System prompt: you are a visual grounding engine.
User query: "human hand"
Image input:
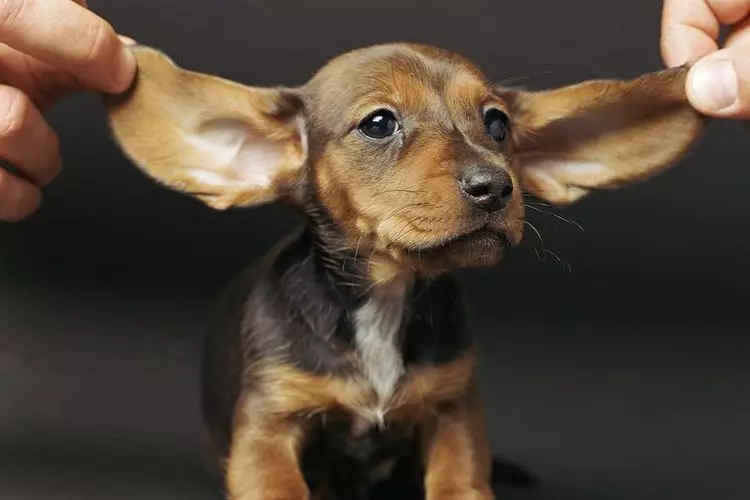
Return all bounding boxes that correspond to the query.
[0,0,135,222]
[662,0,750,119]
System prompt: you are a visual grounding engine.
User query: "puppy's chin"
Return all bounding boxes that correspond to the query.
[387,228,519,277]
[418,231,506,272]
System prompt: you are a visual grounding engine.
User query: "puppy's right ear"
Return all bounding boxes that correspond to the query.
[105,46,307,210]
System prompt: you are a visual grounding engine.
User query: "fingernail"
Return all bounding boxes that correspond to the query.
[113,46,137,92]
[118,35,136,46]
[689,58,739,112]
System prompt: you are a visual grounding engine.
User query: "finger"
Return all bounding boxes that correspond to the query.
[686,37,750,118]
[661,0,721,66]
[0,169,41,222]
[661,0,750,66]
[0,85,61,185]
[0,43,79,110]
[725,14,750,46]
[702,0,750,21]
[0,0,136,93]
[118,35,136,46]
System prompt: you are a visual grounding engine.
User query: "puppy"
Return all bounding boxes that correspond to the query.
[104,43,706,499]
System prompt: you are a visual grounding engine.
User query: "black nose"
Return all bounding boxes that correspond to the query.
[459,166,514,212]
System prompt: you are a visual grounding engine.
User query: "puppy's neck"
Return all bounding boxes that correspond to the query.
[266,213,470,396]
[304,200,416,298]
[303,203,417,404]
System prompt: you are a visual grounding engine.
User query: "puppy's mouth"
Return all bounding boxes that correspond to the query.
[415,226,510,253]
[372,206,525,274]
[392,219,521,272]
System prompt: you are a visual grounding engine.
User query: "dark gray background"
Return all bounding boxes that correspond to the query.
[1,0,748,499]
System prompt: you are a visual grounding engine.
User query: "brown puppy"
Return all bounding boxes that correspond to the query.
[105,43,706,500]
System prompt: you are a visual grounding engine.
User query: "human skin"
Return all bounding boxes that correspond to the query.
[662,0,750,119]
[0,0,135,223]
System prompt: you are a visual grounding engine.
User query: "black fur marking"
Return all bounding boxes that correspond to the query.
[200,206,520,497]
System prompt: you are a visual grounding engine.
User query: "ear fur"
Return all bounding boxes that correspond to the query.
[104,46,307,210]
[497,66,708,206]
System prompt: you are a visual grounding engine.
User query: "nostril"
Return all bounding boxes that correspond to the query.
[464,180,493,198]
[500,183,513,200]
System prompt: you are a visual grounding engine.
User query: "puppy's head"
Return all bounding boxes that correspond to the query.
[105,44,705,279]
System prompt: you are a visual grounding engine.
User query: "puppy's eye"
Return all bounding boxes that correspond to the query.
[484,108,510,143]
[359,109,399,139]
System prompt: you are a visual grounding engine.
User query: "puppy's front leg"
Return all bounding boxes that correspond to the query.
[422,389,494,500]
[226,419,309,500]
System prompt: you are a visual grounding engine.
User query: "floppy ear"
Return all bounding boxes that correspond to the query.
[104,46,307,210]
[497,66,708,206]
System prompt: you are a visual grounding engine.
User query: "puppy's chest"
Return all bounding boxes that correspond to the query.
[335,284,472,429]
[351,289,408,407]
[261,275,474,432]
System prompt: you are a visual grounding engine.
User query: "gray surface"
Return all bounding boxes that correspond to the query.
[1,0,749,498]
[1,282,748,500]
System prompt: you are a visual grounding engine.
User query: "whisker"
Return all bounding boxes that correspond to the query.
[391,216,423,243]
[353,233,365,261]
[543,248,573,273]
[496,70,554,87]
[523,220,545,250]
[373,189,428,196]
[380,202,433,227]
[525,204,584,232]
[343,233,366,272]
[522,194,551,207]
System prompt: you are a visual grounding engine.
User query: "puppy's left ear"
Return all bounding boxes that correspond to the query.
[497,66,708,206]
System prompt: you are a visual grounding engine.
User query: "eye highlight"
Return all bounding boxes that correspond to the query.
[483,108,510,143]
[358,109,400,140]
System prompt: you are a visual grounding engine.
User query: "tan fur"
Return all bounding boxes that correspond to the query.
[221,353,476,499]
[105,47,306,210]
[424,404,495,500]
[246,351,475,424]
[388,350,477,422]
[226,418,309,500]
[105,45,705,278]
[104,42,709,500]
[422,385,494,500]
[498,66,707,205]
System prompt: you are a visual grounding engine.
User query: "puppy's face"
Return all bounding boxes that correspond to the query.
[304,45,523,273]
[105,43,706,280]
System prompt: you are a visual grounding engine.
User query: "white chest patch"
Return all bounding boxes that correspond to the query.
[353,284,408,407]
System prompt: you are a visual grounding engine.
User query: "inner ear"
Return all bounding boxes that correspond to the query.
[495,66,708,206]
[105,46,308,210]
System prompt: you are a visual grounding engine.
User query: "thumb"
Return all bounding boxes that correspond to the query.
[686,44,750,119]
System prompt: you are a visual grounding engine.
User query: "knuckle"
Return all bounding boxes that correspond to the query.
[0,86,29,138]
[83,17,116,64]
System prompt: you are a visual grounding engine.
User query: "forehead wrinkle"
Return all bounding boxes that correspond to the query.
[362,58,440,104]
[444,69,492,120]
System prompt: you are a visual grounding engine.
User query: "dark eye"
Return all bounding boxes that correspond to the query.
[484,108,510,143]
[358,109,399,140]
